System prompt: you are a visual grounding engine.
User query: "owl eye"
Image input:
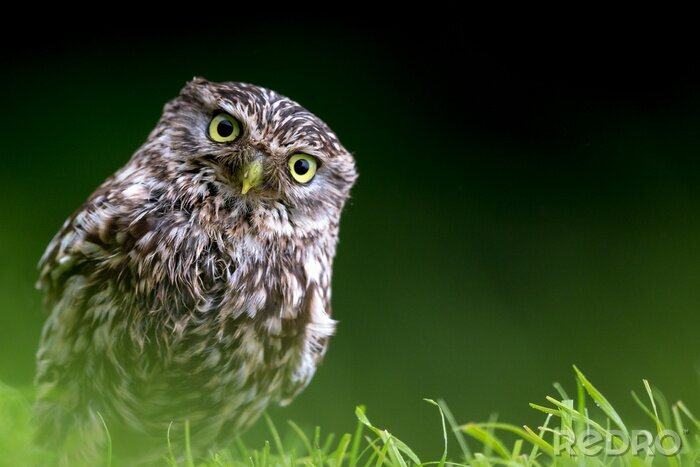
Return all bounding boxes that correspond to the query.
[208,113,241,142]
[288,154,318,184]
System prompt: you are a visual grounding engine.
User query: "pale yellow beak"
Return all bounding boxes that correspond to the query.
[239,160,263,195]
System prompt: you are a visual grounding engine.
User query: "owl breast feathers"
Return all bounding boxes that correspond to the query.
[33,78,357,462]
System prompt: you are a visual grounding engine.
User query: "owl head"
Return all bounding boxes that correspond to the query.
[142,78,357,235]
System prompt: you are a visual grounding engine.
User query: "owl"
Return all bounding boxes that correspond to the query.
[33,78,357,463]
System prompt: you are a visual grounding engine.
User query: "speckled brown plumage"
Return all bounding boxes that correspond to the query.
[33,78,357,463]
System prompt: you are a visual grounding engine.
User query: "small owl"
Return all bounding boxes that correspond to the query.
[34,78,357,463]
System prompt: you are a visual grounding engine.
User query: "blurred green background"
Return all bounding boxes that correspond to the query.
[1,26,700,455]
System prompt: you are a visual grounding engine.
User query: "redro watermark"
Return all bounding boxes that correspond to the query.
[553,428,682,457]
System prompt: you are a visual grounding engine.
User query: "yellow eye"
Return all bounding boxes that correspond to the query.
[288,154,318,184]
[208,113,241,142]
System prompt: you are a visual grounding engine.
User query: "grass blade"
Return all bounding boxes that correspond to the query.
[631,390,657,424]
[361,436,381,467]
[314,426,324,466]
[374,438,389,467]
[234,437,250,461]
[643,379,680,467]
[264,413,287,463]
[677,401,700,429]
[424,399,447,467]
[529,403,560,417]
[465,422,555,457]
[544,396,627,449]
[573,365,628,434]
[511,438,523,458]
[461,423,510,459]
[644,379,664,434]
[575,375,586,435]
[261,440,270,467]
[387,438,408,467]
[287,420,313,456]
[322,433,336,456]
[355,406,420,465]
[672,404,690,455]
[165,421,176,466]
[184,420,194,467]
[438,398,472,461]
[529,413,552,460]
[96,412,112,467]
[331,433,352,467]
[349,406,366,467]
[553,382,569,400]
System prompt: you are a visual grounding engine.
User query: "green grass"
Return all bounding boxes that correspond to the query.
[1,367,698,466]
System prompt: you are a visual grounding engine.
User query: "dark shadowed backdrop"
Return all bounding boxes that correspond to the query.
[2,22,700,455]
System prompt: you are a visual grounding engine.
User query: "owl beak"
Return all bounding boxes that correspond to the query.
[239,160,264,195]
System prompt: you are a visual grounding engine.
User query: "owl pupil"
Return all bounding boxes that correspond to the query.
[217,120,234,137]
[294,159,310,175]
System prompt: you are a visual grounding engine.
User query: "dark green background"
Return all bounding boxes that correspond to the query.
[2,26,700,455]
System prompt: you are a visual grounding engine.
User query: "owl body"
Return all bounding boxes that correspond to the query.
[34,79,356,461]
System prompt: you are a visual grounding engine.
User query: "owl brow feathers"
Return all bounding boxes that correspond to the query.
[179,78,346,156]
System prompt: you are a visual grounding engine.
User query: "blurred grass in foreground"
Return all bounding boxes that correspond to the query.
[1,367,698,466]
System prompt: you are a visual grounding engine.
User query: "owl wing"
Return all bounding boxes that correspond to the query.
[37,176,152,311]
[34,184,125,447]
[37,212,88,312]
[35,179,161,393]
